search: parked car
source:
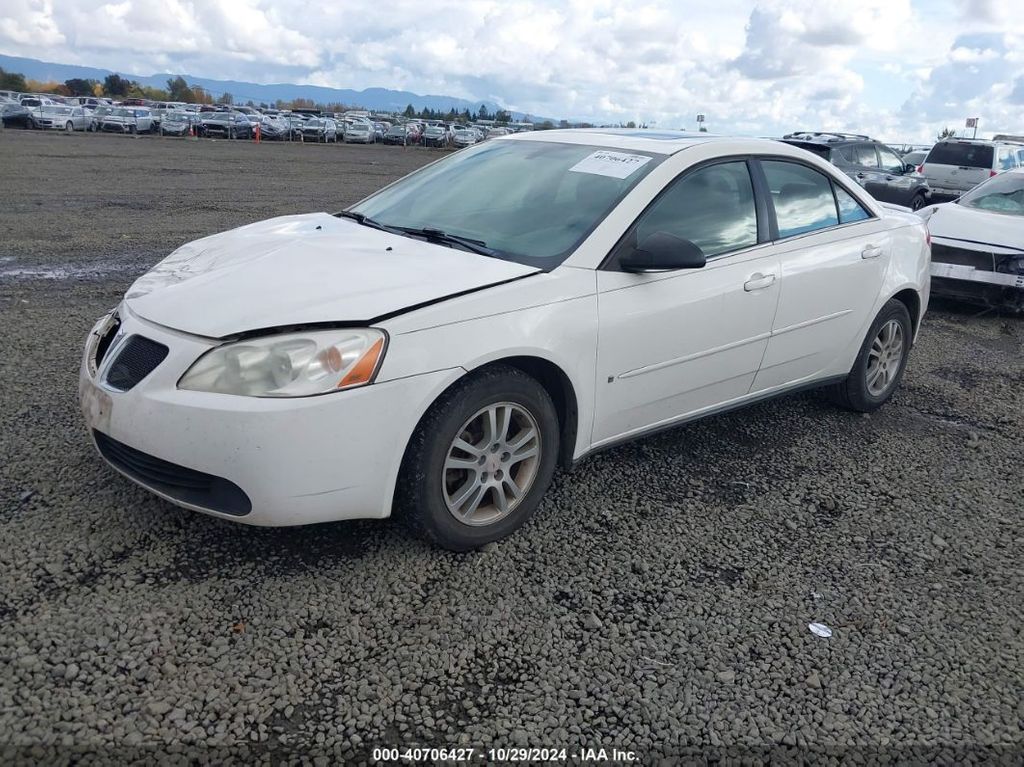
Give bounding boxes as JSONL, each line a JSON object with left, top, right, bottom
{"left": 344, "top": 120, "right": 374, "bottom": 143}
{"left": 901, "top": 150, "right": 928, "bottom": 169}
{"left": 200, "top": 111, "right": 252, "bottom": 139}
{"left": 1, "top": 101, "right": 32, "bottom": 129}
{"left": 283, "top": 113, "right": 310, "bottom": 140}
{"left": 452, "top": 127, "right": 477, "bottom": 147}
{"left": 254, "top": 115, "right": 288, "bottom": 140}
{"left": 781, "top": 132, "right": 932, "bottom": 210}
{"left": 918, "top": 139, "right": 1024, "bottom": 202}
{"left": 384, "top": 123, "right": 413, "bottom": 145}
{"left": 66, "top": 96, "right": 111, "bottom": 109}
{"left": 30, "top": 105, "right": 92, "bottom": 131}
{"left": 88, "top": 105, "right": 114, "bottom": 131}
{"left": 80, "top": 131, "right": 929, "bottom": 550}
{"left": 160, "top": 111, "right": 203, "bottom": 137}
{"left": 372, "top": 122, "right": 386, "bottom": 142}
{"left": 421, "top": 124, "right": 448, "bottom": 147}
{"left": 301, "top": 117, "right": 338, "bottom": 143}
{"left": 100, "top": 108, "right": 155, "bottom": 134}
{"left": 919, "top": 169, "right": 1024, "bottom": 311}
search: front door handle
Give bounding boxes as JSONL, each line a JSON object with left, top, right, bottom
{"left": 744, "top": 273, "right": 776, "bottom": 292}
{"left": 861, "top": 244, "right": 883, "bottom": 259}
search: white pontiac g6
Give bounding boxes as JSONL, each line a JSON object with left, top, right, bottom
{"left": 80, "top": 131, "right": 931, "bottom": 550}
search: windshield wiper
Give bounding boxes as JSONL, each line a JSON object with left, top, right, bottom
{"left": 394, "top": 226, "right": 498, "bottom": 257}
{"left": 336, "top": 210, "right": 397, "bottom": 233}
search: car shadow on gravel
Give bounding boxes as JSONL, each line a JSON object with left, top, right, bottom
{"left": 144, "top": 506, "right": 387, "bottom": 582}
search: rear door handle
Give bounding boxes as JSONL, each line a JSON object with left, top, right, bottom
{"left": 744, "top": 273, "right": 776, "bottom": 291}
{"left": 861, "top": 244, "right": 883, "bottom": 259}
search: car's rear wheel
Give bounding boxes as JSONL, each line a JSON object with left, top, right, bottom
{"left": 397, "top": 365, "right": 560, "bottom": 551}
{"left": 910, "top": 192, "right": 927, "bottom": 211}
{"left": 829, "top": 299, "right": 912, "bottom": 412}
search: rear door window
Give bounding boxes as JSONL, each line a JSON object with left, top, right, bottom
{"left": 926, "top": 142, "right": 994, "bottom": 169}
{"left": 853, "top": 144, "right": 880, "bottom": 168}
{"left": 835, "top": 186, "right": 871, "bottom": 224}
{"left": 761, "top": 161, "right": 840, "bottom": 238}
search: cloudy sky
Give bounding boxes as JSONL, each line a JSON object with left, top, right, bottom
{"left": 2, "top": 0, "right": 1022, "bottom": 141}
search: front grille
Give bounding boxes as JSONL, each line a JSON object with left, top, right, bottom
{"left": 94, "top": 431, "right": 252, "bottom": 516}
{"left": 105, "top": 335, "right": 168, "bottom": 391}
{"left": 931, "top": 243, "right": 996, "bottom": 272}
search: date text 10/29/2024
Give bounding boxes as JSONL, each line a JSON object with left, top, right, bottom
{"left": 372, "top": 747, "right": 639, "bottom": 762}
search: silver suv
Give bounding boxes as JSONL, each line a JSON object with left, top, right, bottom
{"left": 919, "top": 139, "right": 1024, "bottom": 200}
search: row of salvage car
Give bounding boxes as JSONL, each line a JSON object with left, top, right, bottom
{"left": 1, "top": 93, "right": 510, "bottom": 146}
{"left": 781, "top": 132, "right": 1024, "bottom": 311}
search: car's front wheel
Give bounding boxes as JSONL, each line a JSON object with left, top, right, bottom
{"left": 829, "top": 299, "right": 913, "bottom": 412}
{"left": 397, "top": 366, "right": 560, "bottom": 551}
{"left": 910, "top": 192, "right": 927, "bottom": 211}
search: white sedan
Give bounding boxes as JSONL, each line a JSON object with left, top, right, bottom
{"left": 918, "top": 169, "right": 1024, "bottom": 311}
{"left": 80, "top": 131, "right": 930, "bottom": 550}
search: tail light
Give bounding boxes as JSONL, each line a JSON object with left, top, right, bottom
{"left": 916, "top": 165, "right": 924, "bottom": 174}
{"left": 989, "top": 170, "right": 998, "bottom": 177}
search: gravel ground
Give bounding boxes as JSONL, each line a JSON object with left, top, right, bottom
{"left": 1, "top": 130, "right": 1022, "bottom": 763}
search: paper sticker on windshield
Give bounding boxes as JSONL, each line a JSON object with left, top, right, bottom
{"left": 569, "top": 151, "right": 652, "bottom": 179}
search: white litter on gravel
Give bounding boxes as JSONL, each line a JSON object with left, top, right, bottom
{"left": 808, "top": 622, "right": 833, "bottom": 638}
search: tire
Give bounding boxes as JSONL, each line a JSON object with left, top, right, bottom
{"left": 65, "top": 121, "right": 74, "bottom": 133}
{"left": 828, "top": 299, "right": 913, "bottom": 412}
{"left": 396, "top": 365, "right": 560, "bottom": 551}
{"left": 910, "top": 192, "right": 927, "bottom": 211}
{"left": 128, "top": 125, "right": 136, "bottom": 135}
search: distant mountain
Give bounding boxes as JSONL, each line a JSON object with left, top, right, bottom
{"left": 0, "top": 54, "right": 540, "bottom": 119}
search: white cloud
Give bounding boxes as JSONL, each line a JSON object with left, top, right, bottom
{"left": 0, "top": 0, "right": 1020, "bottom": 142}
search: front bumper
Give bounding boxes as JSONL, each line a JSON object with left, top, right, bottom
{"left": 930, "top": 238, "right": 1024, "bottom": 309}
{"left": 930, "top": 262, "right": 1024, "bottom": 288}
{"left": 79, "top": 306, "right": 461, "bottom": 526}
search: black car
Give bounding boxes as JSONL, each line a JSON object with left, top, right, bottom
{"left": 780, "top": 132, "right": 931, "bottom": 211}
{"left": 1, "top": 101, "right": 32, "bottom": 129}
{"left": 200, "top": 111, "right": 252, "bottom": 139}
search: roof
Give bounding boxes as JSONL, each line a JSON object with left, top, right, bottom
{"left": 504, "top": 128, "right": 732, "bottom": 155}
{"left": 781, "top": 131, "right": 871, "bottom": 144}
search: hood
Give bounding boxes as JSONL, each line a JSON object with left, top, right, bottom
{"left": 125, "top": 213, "right": 540, "bottom": 338}
{"left": 924, "top": 202, "right": 1024, "bottom": 253}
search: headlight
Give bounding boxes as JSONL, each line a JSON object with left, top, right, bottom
{"left": 996, "top": 254, "right": 1024, "bottom": 275}
{"left": 179, "top": 329, "right": 387, "bottom": 397}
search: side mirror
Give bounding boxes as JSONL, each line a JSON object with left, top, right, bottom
{"left": 620, "top": 232, "right": 706, "bottom": 273}
{"left": 904, "top": 163, "right": 917, "bottom": 174}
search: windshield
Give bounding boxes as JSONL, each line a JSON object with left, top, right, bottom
{"left": 351, "top": 139, "right": 664, "bottom": 267}
{"left": 959, "top": 173, "right": 1024, "bottom": 216}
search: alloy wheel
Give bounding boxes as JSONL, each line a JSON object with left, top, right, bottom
{"left": 442, "top": 402, "right": 542, "bottom": 526}
{"left": 866, "top": 319, "right": 904, "bottom": 396}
